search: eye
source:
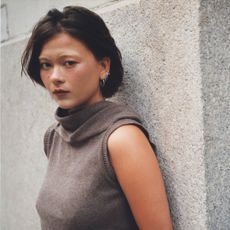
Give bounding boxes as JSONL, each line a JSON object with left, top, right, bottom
{"left": 40, "top": 62, "right": 52, "bottom": 70}
{"left": 64, "top": 60, "right": 77, "bottom": 67}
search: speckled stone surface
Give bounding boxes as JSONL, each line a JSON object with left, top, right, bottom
{"left": 101, "top": 0, "right": 229, "bottom": 229}
{"left": 1, "top": 39, "right": 57, "bottom": 230}
{"left": 101, "top": 1, "right": 206, "bottom": 229}
{"left": 200, "top": 0, "right": 230, "bottom": 229}
{"left": 0, "top": 0, "right": 117, "bottom": 40}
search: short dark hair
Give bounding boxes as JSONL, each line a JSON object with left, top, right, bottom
{"left": 21, "top": 6, "right": 123, "bottom": 98}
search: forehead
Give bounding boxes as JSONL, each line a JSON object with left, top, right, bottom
{"left": 39, "top": 33, "right": 92, "bottom": 58}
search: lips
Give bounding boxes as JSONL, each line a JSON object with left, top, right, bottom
{"left": 53, "top": 89, "right": 69, "bottom": 94}
{"left": 52, "top": 89, "right": 69, "bottom": 98}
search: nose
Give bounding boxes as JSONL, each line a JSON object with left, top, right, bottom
{"left": 50, "top": 66, "right": 65, "bottom": 85}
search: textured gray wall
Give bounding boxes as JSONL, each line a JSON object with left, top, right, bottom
{"left": 1, "top": 39, "right": 56, "bottom": 229}
{"left": 0, "top": 0, "right": 118, "bottom": 42}
{"left": 1, "top": 0, "right": 230, "bottom": 229}
{"left": 102, "top": 1, "right": 207, "bottom": 229}
{"left": 200, "top": 0, "right": 230, "bottom": 228}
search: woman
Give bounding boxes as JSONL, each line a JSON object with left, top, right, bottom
{"left": 21, "top": 6, "right": 173, "bottom": 230}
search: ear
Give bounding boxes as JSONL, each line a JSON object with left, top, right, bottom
{"left": 99, "top": 57, "right": 111, "bottom": 80}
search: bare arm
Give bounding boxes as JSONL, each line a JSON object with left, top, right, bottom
{"left": 108, "top": 125, "right": 173, "bottom": 230}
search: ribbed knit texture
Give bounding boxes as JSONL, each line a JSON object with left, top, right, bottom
{"left": 36, "top": 100, "right": 154, "bottom": 230}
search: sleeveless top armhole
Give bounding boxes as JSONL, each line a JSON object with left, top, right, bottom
{"left": 43, "top": 123, "right": 56, "bottom": 158}
{"left": 101, "top": 119, "right": 157, "bottom": 185}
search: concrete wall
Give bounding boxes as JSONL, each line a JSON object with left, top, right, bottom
{"left": 102, "top": 1, "right": 207, "bottom": 229}
{"left": 1, "top": 0, "right": 230, "bottom": 229}
{"left": 199, "top": 0, "right": 230, "bottom": 228}
{"left": 0, "top": 0, "right": 118, "bottom": 42}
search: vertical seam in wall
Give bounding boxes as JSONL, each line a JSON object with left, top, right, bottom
{"left": 1, "top": 4, "right": 10, "bottom": 43}
{"left": 198, "top": 0, "right": 208, "bottom": 228}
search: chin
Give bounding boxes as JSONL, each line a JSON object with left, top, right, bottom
{"left": 57, "top": 101, "right": 85, "bottom": 110}
{"left": 57, "top": 102, "right": 76, "bottom": 110}
{"left": 59, "top": 104, "right": 77, "bottom": 110}
{"left": 56, "top": 96, "right": 102, "bottom": 110}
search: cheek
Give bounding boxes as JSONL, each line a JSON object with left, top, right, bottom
{"left": 70, "top": 74, "right": 90, "bottom": 89}
{"left": 40, "top": 72, "right": 49, "bottom": 88}
{"left": 70, "top": 65, "right": 99, "bottom": 86}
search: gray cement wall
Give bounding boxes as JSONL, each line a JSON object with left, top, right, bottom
{"left": 200, "top": 0, "right": 230, "bottom": 228}
{"left": 1, "top": 0, "right": 229, "bottom": 229}
{"left": 102, "top": 1, "right": 207, "bottom": 229}
{"left": 0, "top": 0, "right": 118, "bottom": 42}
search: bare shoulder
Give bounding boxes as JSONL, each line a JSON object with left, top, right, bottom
{"left": 107, "top": 124, "right": 173, "bottom": 229}
{"left": 108, "top": 124, "right": 155, "bottom": 161}
{"left": 108, "top": 124, "right": 147, "bottom": 140}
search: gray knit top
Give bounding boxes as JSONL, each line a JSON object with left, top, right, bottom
{"left": 36, "top": 100, "right": 153, "bottom": 230}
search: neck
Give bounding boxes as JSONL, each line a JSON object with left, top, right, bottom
{"left": 67, "top": 98, "right": 106, "bottom": 115}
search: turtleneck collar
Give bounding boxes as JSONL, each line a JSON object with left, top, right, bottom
{"left": 54, "top": 99, "right": 141, "bottom": 144}
{"left": 55, "top": 100, "right": 110, "bottom": 132}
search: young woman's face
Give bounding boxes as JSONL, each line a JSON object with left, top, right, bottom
{"left": 39, "top": 32, "right": 109, "bottom": 110}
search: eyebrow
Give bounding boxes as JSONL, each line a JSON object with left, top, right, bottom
{"left": 38, "top": 54, "right": 81, "bottom": 61}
